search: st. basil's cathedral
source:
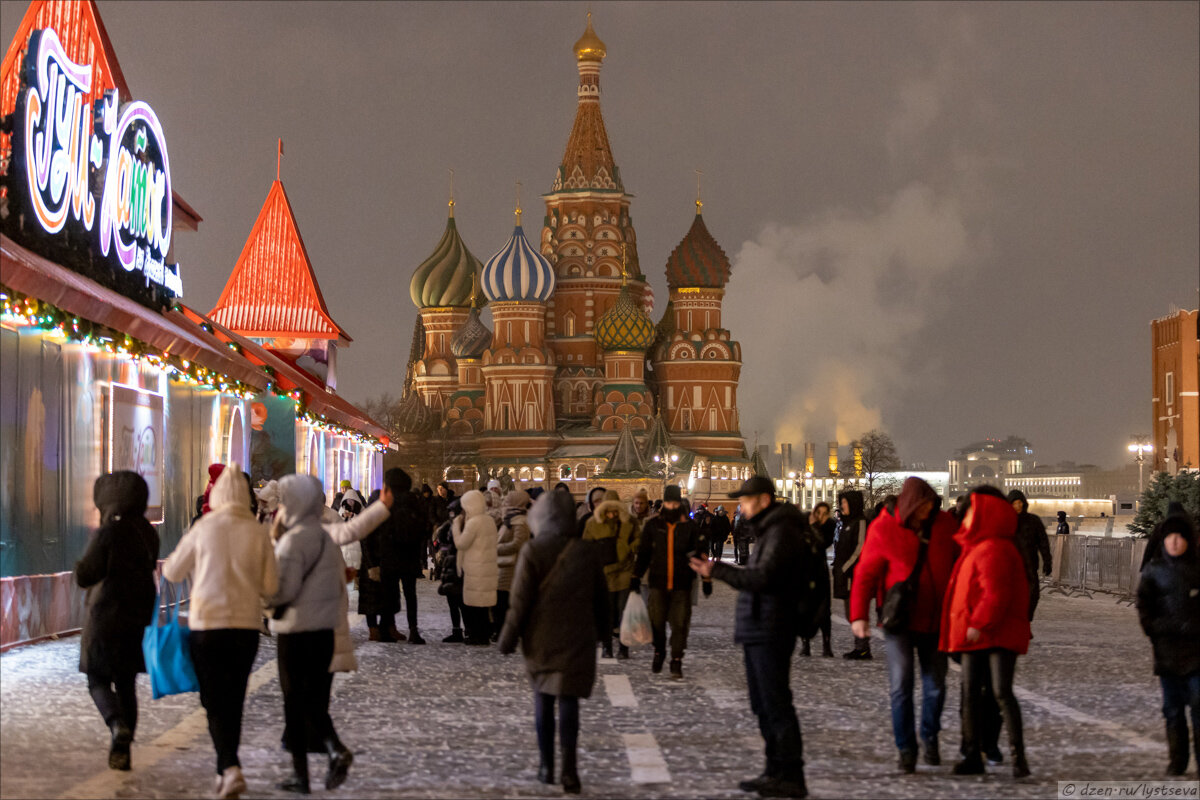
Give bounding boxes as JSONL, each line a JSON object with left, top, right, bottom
{"left": 396, "top": 15, "right": 753, "bottom": 500}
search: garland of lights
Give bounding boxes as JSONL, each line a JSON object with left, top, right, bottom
{"left": 1, "top": 287, "right": 386, "bottom": 452}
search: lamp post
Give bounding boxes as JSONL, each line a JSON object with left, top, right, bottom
{"left": 1128, "top": 437, "right": 1153, "bottom": 510}
{"left": 652, "top": 448, "right": 680, "bottom": 497}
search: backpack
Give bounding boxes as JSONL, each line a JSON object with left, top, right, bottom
{"left": 795, "top": 526, "right": 831, "bottom": 639}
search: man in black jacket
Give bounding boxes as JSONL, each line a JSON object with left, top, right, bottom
{"left": 691, "top": 475, "right": 809, "bottom": 799}
{"left": 1006, "top": 490, "right": 1052, "bottom": 621}
{"left": 630, "top": 485, "right": 708, "bottom": 679}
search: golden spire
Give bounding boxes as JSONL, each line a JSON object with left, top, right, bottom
{"left": 448, "top": 168, "right": 455, "bottom": 217}
{"left": 621, "top": 242, "right": 628, "bottom": 285}
{"left": 515, "top": 181, "right": 523, "bottom": 226}
{"left": 468, "top": 270, "right": 479, "bottom": 308}
{"left": 695, "top": 169, "right": 704, "bottom": 213}
{"left": 573, "top": 10, "right": 607, "bottom": 61}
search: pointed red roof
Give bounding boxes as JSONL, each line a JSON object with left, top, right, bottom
{"left": 210, "top": 180, "right": 350, "bottom": 341}
{"left": 1, "top": 0, "right": 201, "bottom": 230}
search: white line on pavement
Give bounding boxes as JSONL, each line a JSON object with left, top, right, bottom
{"left": 604, "top": 674, "right": 638, "bottom": 708}
{"left": 623, "top": 732, "right": 672, "bottom": 784}
{"left": 58, "top": 659, "right": 279, "bottom": 800}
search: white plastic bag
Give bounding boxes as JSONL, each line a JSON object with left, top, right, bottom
{"left": 619, "top": 590, "right": 653, "bottom": 647}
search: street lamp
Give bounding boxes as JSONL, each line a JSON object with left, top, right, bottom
{"left": 1128, "top": 437, "right": 1154, "bottom": 510}
{"left": 652, "top": 449, "right": 680, "bottom": 496}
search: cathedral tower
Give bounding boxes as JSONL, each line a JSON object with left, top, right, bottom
{"left": 542, "top": 14, "right": 652, "bottom": 422}
{"left": 592, "top": 248, "right": 656, "bottom": 432}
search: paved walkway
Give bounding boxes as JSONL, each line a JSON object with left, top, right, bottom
{"left": 0, "top": 564, "right": 1191, "bottom": 799}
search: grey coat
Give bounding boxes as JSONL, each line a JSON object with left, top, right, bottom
{"left": 269, "top": 475, "right": 345, "bottom": 634}
{"left": 499, "top": 491, "right": 608, "bottom": 698}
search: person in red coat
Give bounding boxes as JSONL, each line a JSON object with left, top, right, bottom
{"left": 940, "top": 486, "right": 1031, "bottom": 778}
{"left": 850, "top": 477, "right": 960, "bottom": 773}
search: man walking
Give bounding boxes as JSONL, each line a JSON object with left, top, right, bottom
{"left": 630, "top": 485, "right": 707, "bottom": 679}
{"left": 850, "top": 477, "right": 960, "bottom": 773}
{"left": 691, "top": 475, "right": 810, "bottom": 798}
{"left": 710, "top": 506, "right": 732, "bottom": 561}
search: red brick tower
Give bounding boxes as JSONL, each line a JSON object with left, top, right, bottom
{"left": 541, "top": 13, "right": 651, "bottom": 422}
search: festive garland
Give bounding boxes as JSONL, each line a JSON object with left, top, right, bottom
{"left": 1, "top": 286, "right": 386, "bottom": 451}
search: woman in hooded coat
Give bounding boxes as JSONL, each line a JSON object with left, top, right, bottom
{"left": 495, "top": 490, "right": 533, "bottom": 639}
{"left": 582, "top": 489, "right": 640, "bottom": 659}
{"left": 939, "top": 488, "right": 1031, "bottom": 778}
{"left": 164, "top": 465, "right": 278, "bottom": 800}
{"left": 1137, "top": 508, "right": 1200, "bottom": 775}
{"left": 269, "top": 474, "right": 355, "bottom": 794}
{"left": 499, "top": 490, "right": 609, "bottom": 794}
{"left": 75, "top": 471, "right": 160, "bottom": 771}
{"left": 832, "top": 489, "right": 870, "bottom": 659}
{"left": 453, "top": 490, "right": 499, "bottom": 645}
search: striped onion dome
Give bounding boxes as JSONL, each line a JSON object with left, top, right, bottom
{"left": 665, "top": 212, "right": 731, "bottom": 290}
{"left": 481, "top": 224, "right": 556, "bottom": 303}
{"left": 450, "top": 305, "right": 491, "bottom": 359}
{"left": 595, "top": 284, "right": 655, "bottom": 352}
{"left": 395, "top": 390, "right": 438, "bottom": 435}
{"left": 410, "top": 216, "right": 484, "bottom": 309}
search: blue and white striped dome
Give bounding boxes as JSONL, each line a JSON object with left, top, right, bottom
{"left": 481, "top": 225, "right": 556, "bottom": 303}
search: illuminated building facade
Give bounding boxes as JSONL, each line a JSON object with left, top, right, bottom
{"left": 1151, "top": 308, "right": 1199, "bottom": 473}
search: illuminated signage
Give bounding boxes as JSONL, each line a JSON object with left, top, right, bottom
{"left": 6, "top": 28, "right": 181, "bottom": 307}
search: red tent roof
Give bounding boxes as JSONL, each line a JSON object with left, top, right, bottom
{"left": 1, "top": 0, "right": 201, "bottom": 231}
{"left": 209, "top": 180, "right": 350, "bottom": 341}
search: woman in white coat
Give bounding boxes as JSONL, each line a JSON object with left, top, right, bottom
{"left": 453, "top": 490, "right": 498, "bottom": 645}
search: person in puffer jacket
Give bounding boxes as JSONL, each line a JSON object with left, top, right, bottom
{"left": 269, "top": 475, "right": 354, "bottom": 794}
{"left": 1137, "top": 508, "right": 1200, "bottom": 776}
{"left": 495, "top": 490, "right": 532, "bottom": 640}
{"left": 583, "top": 489, "right": 640, "bottom": 660}
{"left": 454, "top": 490, "right": 499, "bottom": 645}
{"left": 940, "top": 486, "right": 1031, "bottom": 779}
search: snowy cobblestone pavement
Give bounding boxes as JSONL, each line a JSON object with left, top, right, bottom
{"left": 2, "top": 568, "right": 1197, "bottom": 799}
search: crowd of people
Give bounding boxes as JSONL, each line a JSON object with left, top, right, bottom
{"left": 70, "top": 461, "right": 1199, "bottom": 799}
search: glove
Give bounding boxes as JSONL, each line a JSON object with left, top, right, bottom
{"left": 629, "top": 576, "right": 641, "bottom": 594}
{"left": 702, "top": 580, "right": 713, "bottom": 597}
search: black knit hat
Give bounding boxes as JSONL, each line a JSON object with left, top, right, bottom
{"left": 663, "top": 485, "right": 683, "bottom": 503}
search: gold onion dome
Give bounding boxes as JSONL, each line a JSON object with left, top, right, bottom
{"left": 665, "top": 212, "right": 731, "bottom": 290}
{"left": 410, "top": 215, "right": 484, "bottom": 309}
{"left": 573, "top": 13, "right": 607, "bottom": 61}
{"left": 450, "top": 305, "right": 491, "bottom": 359}
{"left": 595, "top": 284, "right": 655, "bottom": 352}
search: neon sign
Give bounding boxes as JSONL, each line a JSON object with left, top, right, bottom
{"left": 8, "top": 28, "right": 182, "bottom": 304}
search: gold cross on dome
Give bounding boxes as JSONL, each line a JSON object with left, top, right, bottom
{"left": 621, "top": 242, "right": 628, "bottom": 285}
{"left": 515, "top": 181, "right": 523, "bottom": 225}
{"left": 448, "top": 168, "right": 455, "bottom": 217}
{"left": 695, "top": 169, "right": 703, "bottom": 212}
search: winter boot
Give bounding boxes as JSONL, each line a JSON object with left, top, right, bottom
{"left": 108, "top": 721, "right": 132, "bottom": 771}
{"left": 442, "top": 628, "right": 464, "bottom": 643}
{"left": 952, "top": 751, "right": 985, "bottom": 775}
{"left": 652, "top": 651, "right": 665, "bottom": 674}
{"left": 1166, "top": 719, "right": 1189, "bottom": 776}
{"left": 617, "top": 644, "right": 630, "bottom": 660}
{"left": 279, "top": 752, "right": 311, "bottom": 794}
{"left": 537, "top": 752, "right": 555, "bottom": 785}
{"left": 367, "top": 627, "right": 380, "bottom": 642}
{"left": 921, "top": 737, "right": 941, "bottom": 766}
{"left": 898, "top": 748, "right": 917, "bottom": 774}
{"left": 799, "top": 639, "right": 811, "bottom": 657}
{"left": 384, "top": 625, "right": 406, "bottom": 642}
{"left": 821, "top": 633, "right": 834, "bottom": 658}
{"left": 842, "top": 637, "right": 873, "bottom": 660}
{"left": 756, "top": 772, "right": 808, "bottom": 798}
{"left": 601, "top": 642, "right": 614, "bottom": 659}
{"left": 984, "top": 746, "right": 1004, "bottom": 765}
{"left": 324, "top": 736, "right": 353, "bottom": 790}
{"left": 561, "top": 744, "right": 581, "bottom": 794}
{"left": 737, "top": 771, "right": 772, "bottom": 792}
{"left": 408, "top": 630, "right": 426, "bottom": 645}
{"left": 669, "top": 658, "right": 683, "bottom": 680}
{"left": 1012, "top": 751, "right": 1031, "bottom": 779}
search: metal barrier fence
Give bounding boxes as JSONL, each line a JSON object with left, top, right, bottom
{"left": 1045, "top": 534, "right": 1147, "bottom": 603}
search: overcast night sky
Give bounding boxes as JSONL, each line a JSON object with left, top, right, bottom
{"left": 3, "top": 1, "right": 1196, "bottom": 470}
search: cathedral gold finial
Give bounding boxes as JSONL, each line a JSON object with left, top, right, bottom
{"left": 515, "top": 181, "right": 523, "bottom": 225}
{"left": 621, "top": 242, "right": 628, "bottom": 285}
{"left": 469, "top": 270, "right": 479, "bottom": 308}
{"left": 695, "top": 169, "right": 704, "bottom": 213}
{"left": 448, "top": 168, "right": 455, "bottom": 217}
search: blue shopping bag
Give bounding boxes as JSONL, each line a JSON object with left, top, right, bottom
{"left": 142, "top": 585, "right": 199, "bottom": 700}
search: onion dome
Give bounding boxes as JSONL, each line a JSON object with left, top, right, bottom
{"left": 410, "top": 215, "right": 483, "bottom": 309}
{"left": 482, "top": 218, "right": 556, "bottom": 303}
{"left": 665, "top": 213, "right": 731, "bottom": 290}
{"left": 395, "top": 390, "right": 438, "bottom": 435}
{"left": 573, "top": 13, "right": 607, "bottom": 62}
{"left": 450, "top": 305, "right": 491, "bottom": 359}
{"left": 595, "top": 284, "right": 655, "bottom": 352}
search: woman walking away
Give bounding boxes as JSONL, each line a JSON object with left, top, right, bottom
{"left": 1137, "top": 507, "right": 1200, "bottom": 775}
{"left": 940, "top": 486, "right": 1031, "bottom": 778}
{"left": 269, "top": 474, "right": 355, "bottom": 794}
{"left": 582, "top": 489, "right": 640, "bottom": 659}
{"left": 163, "top": 465, "right": 278, "bottom": 799}
{"left": 75, "top": 472, "right": 160, "bottom": 772}
{"left": 499, "top": 490, "right": 609, "bottom": 794}
{"left": 454, "top": 490, "right": 499, "bottom": 645}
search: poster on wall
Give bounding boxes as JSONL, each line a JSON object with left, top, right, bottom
{"left": 250, "top": 393, "right": 296, "bottom": 483}
{"left": 109, "top": 384, "right": 165, "bottom": 522}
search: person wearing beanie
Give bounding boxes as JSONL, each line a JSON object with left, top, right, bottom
{"left": 583, "top": 490, "right": 641, "bottom": 659}
{"left": 1137, "top": 508, "right": 1200, "bottom": 776}
{"left": 630, "top": 485, "right": 707, "bottom": 679}
{"left": 494, "top": 490, "right": 533, "bottom": 640}
{"left": 1007, "top": 490, "right": 1052, "bottom": 621}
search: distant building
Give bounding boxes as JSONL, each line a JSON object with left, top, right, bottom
{"left": 1003, "top": 462, "right": 1141, "bottom": 516}
{"left": 948, "top": 436, "right": 1034, "bottom": 495}
{"left": 1151, "top": 308, "right": 1198, "bottom": 474}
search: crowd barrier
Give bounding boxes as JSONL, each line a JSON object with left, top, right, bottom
{"left": 1045, "top": 534, "right": 1147, "bottom": 603}
{"left": 0, "top": 560, "right": 190, "bottom": 652}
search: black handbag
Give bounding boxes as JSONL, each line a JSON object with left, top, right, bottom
{"left": 879, "top": 534, "right": 929, "bottom": 634}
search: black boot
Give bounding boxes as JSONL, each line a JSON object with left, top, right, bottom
{"left": 799, "top": 639, "right": 811, "bottom": 657}
{"left": 561, "top": 745, "right": 581, "bottom": 794}
{"left": 898, "top": 748, "right": 917, "bottom": 774}
{"left": 442, "top": 628, "right": 464, "bottom": 643}
{"left": 756, "top": 771, "right": 807, "bottom": 798}
{"left": 617, "top": 644, "right": 630, "bottom": 660}
{"left": 1166, "top": 719, "right": 1189, "bottom": 776}
{"left": 279, "top": 751, "right": 311, "bottom": 794}
{"left": 324, "top": 736, "right": 353, "bottom": 790}
{"left": 821, "top": 633, "right": 834, "bottom": 658}
{"left": 601, "top": 642, "right": 614, "bottom": 659}
{"left": 669, "top": 658, "right": 683, "bottom": 680}
{"left": 537, "top": 753, "right": 554, "bottom": 784}
{"left": 1012, "top": 751, "right": 1031, "bottom": 779}
{"left": 652, "top": 651, "right": 665, "bottom": 674}
{"left": 108, "top": 721, "right": 132, "bottom": 771}
{"left": 953, "top": 751, "right": 985, "bottom": 775}
{"left": 921, "top": 737, "right": 940, "bottom": 766}
{"left": 842, "top": 637, "right": 873, "bottom": 660}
